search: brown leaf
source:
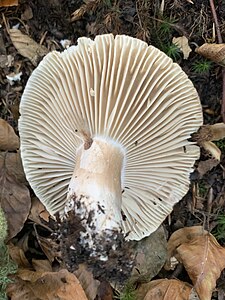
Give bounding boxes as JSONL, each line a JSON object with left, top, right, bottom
{"left": 0, "top": 118, "right": 19, "bottom": 151}
{"left": 197, "top": 158, "right": 219, "bottom": 178}
{"left": 194, "top": 123, "right": 225, "bottom": 142}
{"left": 196, "top": 43, "right": 225, "bottom": 67}
{"left": 28, "top": 197, "right": 50, "bottom": 225}
{"left": 166, "top": 226, "right": 208, "bottom": 263}
{"left": 7, "top": 269, "right": 88, "bottom": 300}
{"left": 0, "top": 152, "right": 27, "bottom": 184}
{"left": 74, "top": 264, "right": 100, "bottom": 300}
{"left": 8, "top": 244, "right": 31, "bottom": 268}
{"left": 96, "top": 281, "right": 113, "bottom": 300}
{"left": 136, "top": 279, "right": 192, "bottom": 300}
{"left": 176, "top": 233, "right": 225, "bottom": 300}
{"left": 9, "top": 28, "right": 48, "bottom": 66}
{"left": 0, "top": 165, "right": 31, "bottom": 240}
{"left": 0, "top": 0, "right": 18, "bottom": 7}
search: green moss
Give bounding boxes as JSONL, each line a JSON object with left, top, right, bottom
{"left": 192, "top": 59, "right": 212, "bottom": 74}
{"left": 119, "top": 283, "right": 136, "bottom": 300}
{"left": 0, "top": 207, "right": 17, "bottom": 299}
{"left": 214, "top": 138, "right": 225, "bottom": 152}
{"left": 0, "top": 207, "right": 7, "bottom": 244}
{"left": 212, "top": 214, "right": 225, "bottom": 242}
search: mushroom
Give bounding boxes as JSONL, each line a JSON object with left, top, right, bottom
{"left": 19, "top": 34, "right": 203, "bottom": 247}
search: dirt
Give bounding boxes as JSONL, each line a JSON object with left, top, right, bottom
{"left": 1, "top": 0, "right": 225, "bottom": 298}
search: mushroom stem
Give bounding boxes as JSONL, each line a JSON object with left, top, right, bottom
{"left": 65, "top": 137, "right": 126, "bottom": 237}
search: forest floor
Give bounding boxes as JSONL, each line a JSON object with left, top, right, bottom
{"left": 1, "top": 0, "right": 225, "bottom": 299}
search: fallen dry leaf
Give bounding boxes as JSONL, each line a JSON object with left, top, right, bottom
{"left": 8, "top": 243, "right": 31, "bottom": 269}
{"left": 74, "top": 264, "right": 100, "bottom": 300}
{"left": 7, "top": 269, "right": 88, "bottom": 300}
{"left": 96, "top": 281, "right": 113, "bottom": 300}
{"left": 197, "top": 158, "right": 220, "bottom": 178}
{"left": 0, "top": 164, "right": 31, "bottom": 240}
{"left": 166, "top": 226, "right": 225, "bottom": 300}
{"left": 172, "top": 36, "right": 192, "bottom": 59}
{"left": 201, "top": 141, "right": 221, "bottom": 161}
{"left": 136, "top": 279, "right": 192, "bottom": 300}
{"left": 9, "top": 28, "right": 48, "bottom": 66}
{"left": 0, "top": 151, "right": 26, "bottom": 184}
{"left": 166, "top": 226, "right": 208, "bottom": 263}
{"left": 194, "top": 123, "right": 225, "bottom": 142}
{"left": 0, "top": 118, "right": 19, "bottom": 151}
{"left": 176, "top": 233, "right": 225, "bottom": 300}
{"left": 28, "top": 197, "right": 50, "bottom": 225}
{"left": 0, "top": 0, "right": 18, "bottom": 7}
{"left": 196, "top": 43, "right": 225, "bottom": 67}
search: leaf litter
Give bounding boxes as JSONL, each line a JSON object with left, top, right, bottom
{"left": 1, "top": 1, "right": 225, "bottom": 299}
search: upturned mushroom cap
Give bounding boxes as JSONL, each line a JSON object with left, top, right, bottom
{"left": 19, "top": 34, "right": 203, "bottom": 241}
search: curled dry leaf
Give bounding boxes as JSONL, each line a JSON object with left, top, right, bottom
{"left": 0, "top": 161, "right": 31, "bottom": 240}
{"left": 196, "top": 43, "right": 225, "bottom": 67}
{"left": 166, "top": 226, "right": 208, "bottom": 265}
{"left": 0, "top": 118, "right": 19, "bottom": 151}
{"left": 172, "top": 36, "right": 192, "bottom": 59}
{"left": 9, "top": 28, "right": 48, "bottom": 66}
{"left": 7, "top": 269, "right": 88, "bottom": 300}
{"left": 194, "top": 123, "right": 225, "bottom": 142}
{"left": 136, "top": 279, "right": 192, "bottom": 300}
{"left": 200, "top": 141, "right": 221, "bottom": 161}
{"left": 0, "top": 152, "right": 26, "bottom": 184}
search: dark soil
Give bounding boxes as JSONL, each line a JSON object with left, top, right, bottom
{"left": 1, "top": 0, "right": 225, "bottom": 299}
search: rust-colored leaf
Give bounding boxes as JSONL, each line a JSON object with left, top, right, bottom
{"left": 136, "top": 279, "right": 192, "bottom": 300}
{"left": 0, "top": 164, "right": 31, "bottom": 240}
{"left": 9, "top": 28, "right": 48, "bottom": 66}
{"left": 0, "top": 0, "right": 18, "bottom": 7}
{"left": 0, "top": 118, "right": 19, "bottom": 151}
{"left": 7, "top": 269, "right": 88, "bottom": 300}
{"left": 176, "top": 233, "right": 225, "bottom": 300}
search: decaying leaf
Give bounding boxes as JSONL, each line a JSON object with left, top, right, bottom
{"left": 0, "top": 118, "right": 19, "bottom": 151}
{"left": 71, "top": 0, "right": 101, "bottom": 22}
{"left": 0, "top": 163, "right": 31, "bottom": 240}
{"left": 0, "top": 152, "right": 26, "bottom": 184}
{"left": 166, "top": 226, "right": 225, "bottom": 300}
{"left": 0, "top": 0, "right": 18, "bottom": 7}
{"left": 201, "top": 141, "right": 221, "bottom": 161}
{"left": 197, "top": 158, "right": 220, "bottom": 178}
{"left": 172, "top": 36, "right": 192, "bottom": 59}
{"left": 7, "top": 269, "right": 88, "bottom": 300}
{"left": 9, "top": 28, "right": 48, "bottom": 66}
{"left": 74, "top": 264, "right": 100, "bottom": 300}
{"left": 194, "top": 123, "right": 225, "bottom": 142}
{"left": 136, "top": 279, "right": 192, "bottom": 300}
{"left": 196, "top": 43, "right": 225, "bottom": 67}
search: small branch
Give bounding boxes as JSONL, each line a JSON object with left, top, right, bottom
{"left": 209, "top": 0, "right": 225, "bottom": 122}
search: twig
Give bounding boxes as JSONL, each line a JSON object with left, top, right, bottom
{"left": 209, "top": 0, "right": 225, "bottom": 122}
